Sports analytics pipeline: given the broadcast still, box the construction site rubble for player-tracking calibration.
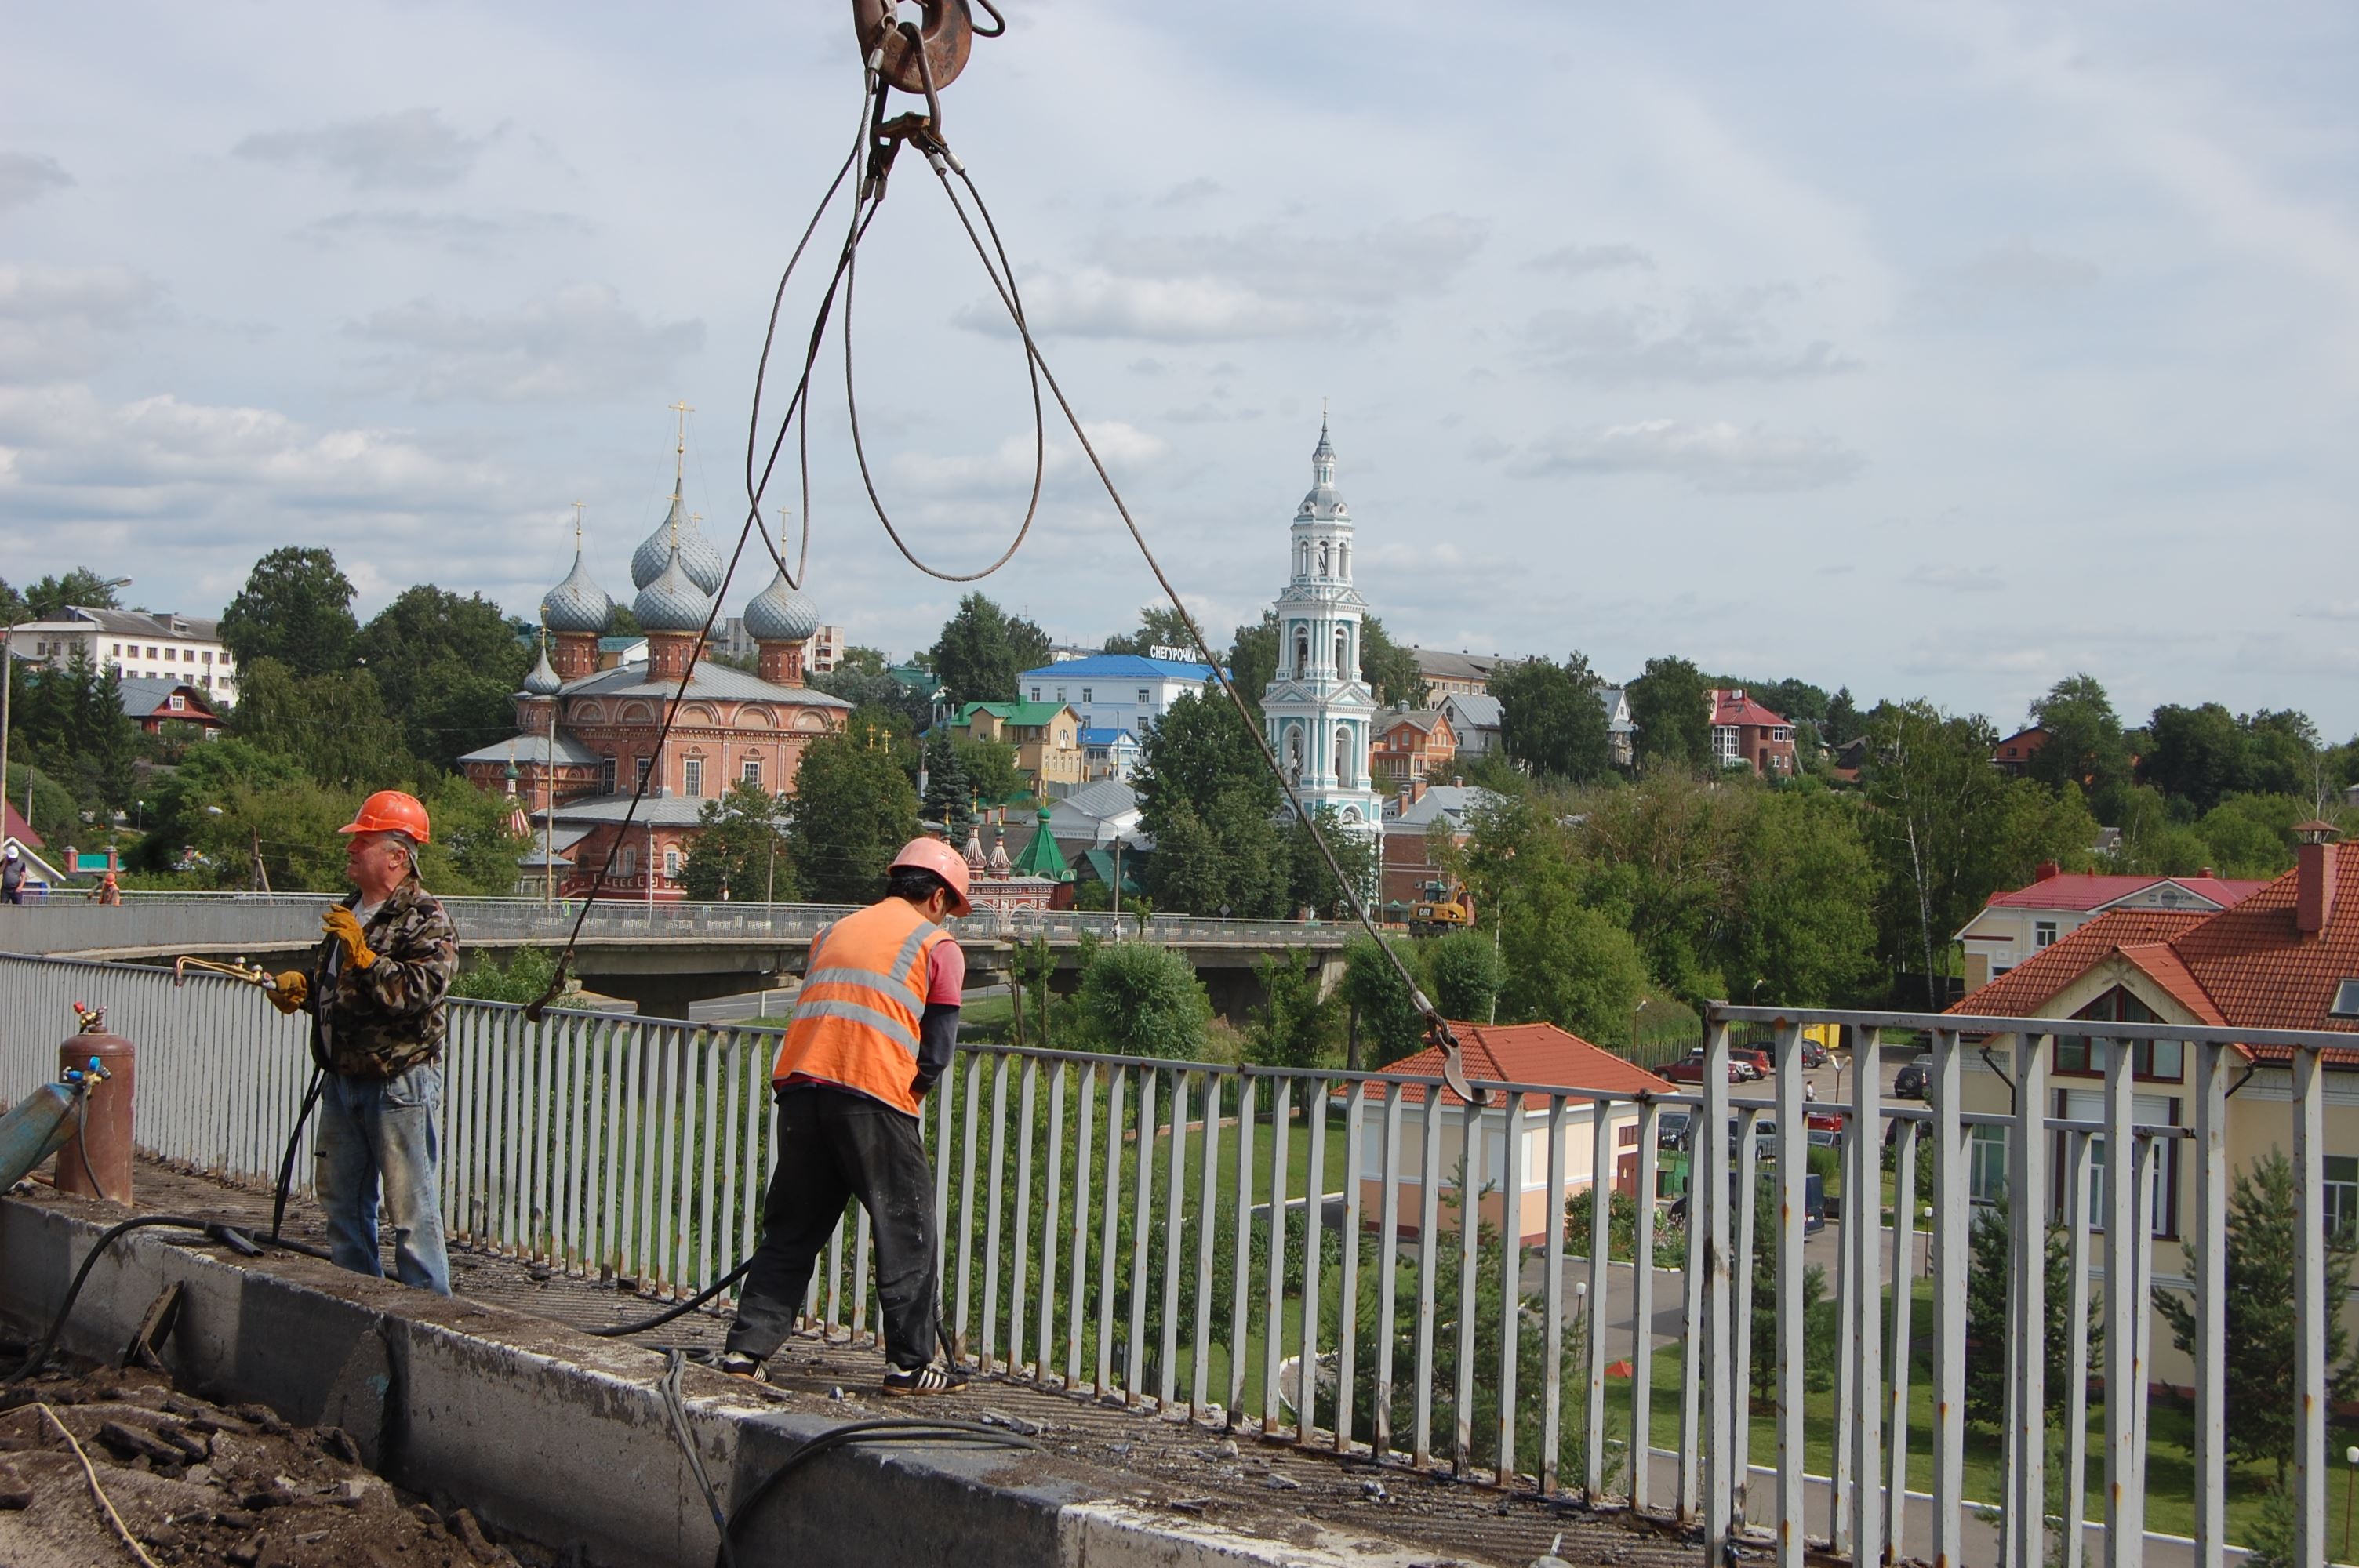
[0,1357,558,1568]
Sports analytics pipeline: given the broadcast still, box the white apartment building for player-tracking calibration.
[5,607,238,703]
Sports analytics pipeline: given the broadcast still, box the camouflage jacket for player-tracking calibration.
[304,876,460,1080]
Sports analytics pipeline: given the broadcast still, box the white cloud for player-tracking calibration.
[1905,564,2007,593]
[1527,242,1656,274]
[343,283,703,403]
[234,108,497,191]
[0,151,73,212]
[1510,419,1863,492]
[958,215,1485,343]
[295,208,595,253]
[886,422,1172,497]
[0,264,162,383]
[1525,287,1856,383]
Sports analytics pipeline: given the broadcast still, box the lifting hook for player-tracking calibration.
[853,0,977,98]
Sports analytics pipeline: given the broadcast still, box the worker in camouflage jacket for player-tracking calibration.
[269,790,459,1294]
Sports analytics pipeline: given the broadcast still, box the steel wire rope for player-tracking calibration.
[33,1403,166,1568]
[915,148,1476,1093]
[837,38,1047,583]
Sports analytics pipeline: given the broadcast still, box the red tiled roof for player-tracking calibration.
[1708,689,1788,729]
[3,802,42,850]
[1950,908,2212,1019]
[1983,873,2270,913]
[1951,848,2359,1064]
[1369,1021,1674,1109]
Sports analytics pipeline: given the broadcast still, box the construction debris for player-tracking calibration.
[0,1358,556,1568]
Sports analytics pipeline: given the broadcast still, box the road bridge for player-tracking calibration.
[0,893,1354,1016]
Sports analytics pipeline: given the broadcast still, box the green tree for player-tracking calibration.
[1626,655,1710,774]
[1101,604,1202,659]
[2027,673,2132,822]
[2194,793,2311,878]
[1726,789,1882,1007]
[449,945,563,1003]
[953,736,1026,805]
[1492,652,1612,783]
[219,547,359,679]
[354,585,532,769]
[1747,1177,1837,1404]
[1074,941,1213,1059]
[785,714,923,903]
[1964,1192,2099,1432]
[1823,687,1863,748]
[1494,859,1650,1041]
[1358,616,1426,710]
[1281,803,1376,919]
[0,568,125,622]
[1228,610,1280,713]
[929,593,1051,710]
[1339,935,1427,1066]
[414,772,529,895]
[1134,688,1277,836]
[921,729,975,846]
[2156,1149,2359,1483]
[1142,789,1288,916]
[230,657,417,789]
[1423,929,1502,1022]
[1246,953,1336,1068]
[1574,774,1737,1005]
[680,780,794,902]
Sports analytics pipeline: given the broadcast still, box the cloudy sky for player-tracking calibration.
[5,2,2357,733]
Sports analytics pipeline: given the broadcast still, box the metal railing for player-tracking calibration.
[0,953,2342,1565]
[0,895,1352,957]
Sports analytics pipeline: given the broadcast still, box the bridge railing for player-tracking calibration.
[0,895,1349,955]
[2,954,2324,1564]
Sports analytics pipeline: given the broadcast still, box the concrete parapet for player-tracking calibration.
[0,1197,1455,1568]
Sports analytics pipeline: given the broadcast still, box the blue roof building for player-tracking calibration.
[1016,653,1220,739]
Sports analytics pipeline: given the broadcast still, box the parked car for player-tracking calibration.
[1662,1048,1756,1085]
[1893,1053,1935,1100]
[1805,1109,1844,1134]
[1799,1038,1830,1070]
[1670,1170,1826,1234]
[1729,1047,1773,1080]
[1656,1109,1692,1150]
[1807,1127,1840,1149]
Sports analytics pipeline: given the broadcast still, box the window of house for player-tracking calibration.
[165,648,175,661]
[1969,1125,2008,1204]
[2034,920,2059,949]
[169,695,185,711]
[664,848,680,880]
[1136,688,1150,704]
[599,757,618,794]
[111,643,121,655]
[1081,688,1092,703]
[1030,687,1040,701]
[634,757,652,792]
[1713,726,1739,764]
[202,650,213,664]
[683,757,703,798]
[741,757,762,786]
[1056,688,1065,702]
[2328,1157,2359,1247]
[615,848,637,878]
[147,646,158,659]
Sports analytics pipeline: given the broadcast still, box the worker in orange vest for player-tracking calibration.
[719,837,972,1393]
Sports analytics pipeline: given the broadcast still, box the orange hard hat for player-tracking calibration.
[339,789,432,845]
[889,837,972,916]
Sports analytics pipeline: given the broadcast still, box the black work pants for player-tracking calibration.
[725,1087,940,1369]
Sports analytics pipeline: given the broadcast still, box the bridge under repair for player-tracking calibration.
[4,895,1353,1018]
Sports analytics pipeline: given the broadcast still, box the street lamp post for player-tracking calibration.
[1,578,131,848]
[1630,996,1649,1057]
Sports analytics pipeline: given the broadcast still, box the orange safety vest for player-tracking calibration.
[770,898,949,1116]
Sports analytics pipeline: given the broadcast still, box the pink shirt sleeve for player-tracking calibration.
[925,938,966,1006]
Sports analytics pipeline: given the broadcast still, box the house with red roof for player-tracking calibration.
[1,802,65,893]
[1947,822,2359,1393]
[1707,688,1794,776]
[1990,724,2050,777]
[1954,862,2270,991]
[1347,1022,1674,1243]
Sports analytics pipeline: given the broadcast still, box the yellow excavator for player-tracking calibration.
[1408,880,1476,937]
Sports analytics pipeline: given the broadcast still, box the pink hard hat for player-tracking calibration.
[890,837,972,916]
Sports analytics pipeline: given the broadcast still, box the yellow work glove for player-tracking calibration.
[269,971,308,1014]
[322,907,376,971]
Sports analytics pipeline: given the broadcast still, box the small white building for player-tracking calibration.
[1020,653,1219,739]
[1440,692,1502,757]
[1344,1023,1675,1244]
[1078,726,1140,782]
[5,606,238,703]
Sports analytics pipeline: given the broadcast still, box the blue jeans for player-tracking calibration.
[314,1061,451,1294]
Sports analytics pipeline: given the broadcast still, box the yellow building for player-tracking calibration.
[1946,823,2359,1392]
[944,701,1086,792]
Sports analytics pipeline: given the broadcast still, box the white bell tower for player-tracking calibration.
[1261,413,1382,833]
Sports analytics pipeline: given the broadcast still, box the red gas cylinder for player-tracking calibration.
[56,1021,136,1205]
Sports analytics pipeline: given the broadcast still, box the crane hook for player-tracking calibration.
[852,0,976,96]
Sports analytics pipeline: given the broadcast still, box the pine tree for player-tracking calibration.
[921,729,974,848]
[1962,1191,2099,1432]
[2155,1149,2359,1482]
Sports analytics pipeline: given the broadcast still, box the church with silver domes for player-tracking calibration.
[459,423,849,899]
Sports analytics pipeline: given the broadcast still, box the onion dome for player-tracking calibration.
[743,568,819,644]
[632,490,725,595]
[541,550,614,634]
[632,544,713,633]
[519,640,562,696]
